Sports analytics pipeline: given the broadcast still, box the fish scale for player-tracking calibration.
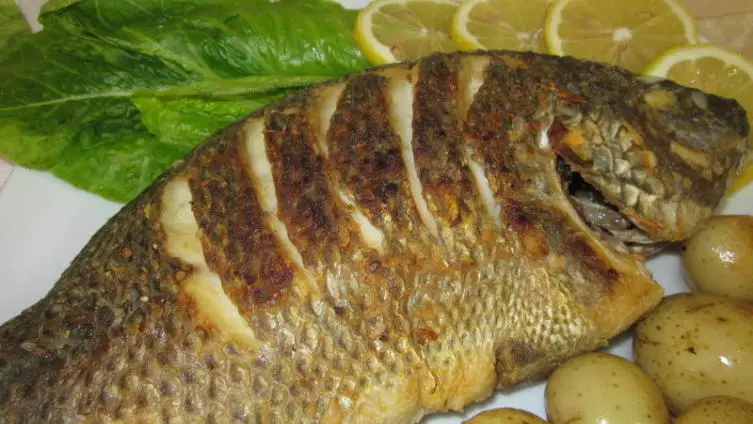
[0,51,749,423]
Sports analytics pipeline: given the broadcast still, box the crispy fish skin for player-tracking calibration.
[0,51,748,423]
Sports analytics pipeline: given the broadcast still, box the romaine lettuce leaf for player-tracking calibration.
[132,75,332,145]
[132,96,281,150]
[40,0,82,13]
[0,0,33,49]
[132,76,330,147]
[49,103,187,202]
[0,0,368,202]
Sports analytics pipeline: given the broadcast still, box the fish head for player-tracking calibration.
[549,76,749,251]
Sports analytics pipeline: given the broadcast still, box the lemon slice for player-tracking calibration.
[354,0,461,65]
[644,44,753,193]
[451,0,552,53]
[545,0,698,73]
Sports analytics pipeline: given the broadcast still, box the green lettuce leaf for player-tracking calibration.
[40,0,83,13]
[0,0,367,202]
[132,75,332,145]
[49,103,186,202]
[0,0,33,50]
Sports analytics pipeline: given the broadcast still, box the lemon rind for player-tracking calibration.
[451,0,488,51]
[643,44,753,78]
[544,0,699,59]
[354,0,461,65]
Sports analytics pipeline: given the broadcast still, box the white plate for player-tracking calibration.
[2,0,753,421]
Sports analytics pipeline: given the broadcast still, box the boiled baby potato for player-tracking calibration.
[675,396,753,424]
[682,215,753,302]
[545,352,669,424]
[463,407,547,423]
[634,292,753,414]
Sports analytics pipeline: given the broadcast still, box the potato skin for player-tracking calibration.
[675,396,753,424]
[545,352,669,424]
[682,215,753,302]
[634,293,753,414]
[463,408,548,423]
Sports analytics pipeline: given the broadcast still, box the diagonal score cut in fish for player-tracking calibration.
[0,51,749,423]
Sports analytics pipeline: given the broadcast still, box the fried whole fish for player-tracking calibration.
[0,51,749,423]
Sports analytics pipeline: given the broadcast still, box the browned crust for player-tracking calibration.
[0,50,745,422]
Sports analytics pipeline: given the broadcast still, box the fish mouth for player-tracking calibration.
[556,156,668,257]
